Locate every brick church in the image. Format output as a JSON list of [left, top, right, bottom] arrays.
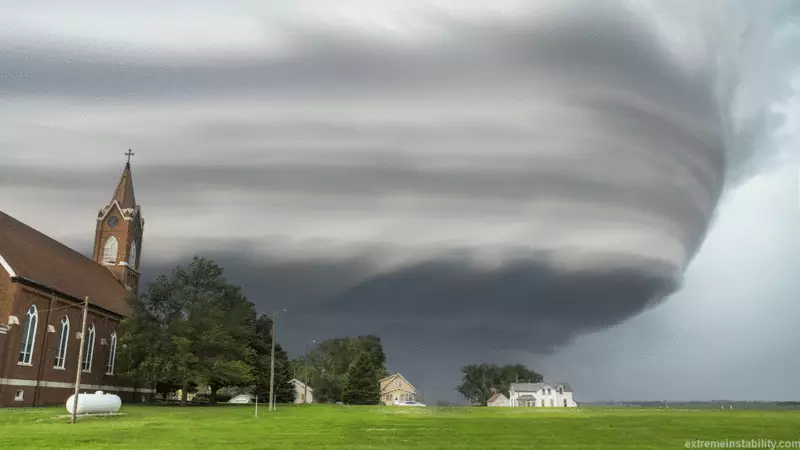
[[0, 155, 153, 407]]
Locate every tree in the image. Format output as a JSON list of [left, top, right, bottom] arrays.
[[250, 315, 295, 404], [117, 279, 179, 398], [496, 364, 542, 397], [342, 351, 381, 405], [456, 364, 496, 406], [273, 347, 296, 404], [170, 258, 256, 404], [291, 335, 388, 403], [118, 257, 259, 406], [193, 291, 255, 403], [355, 335, 388, 373], [456, 363, 543, 405]]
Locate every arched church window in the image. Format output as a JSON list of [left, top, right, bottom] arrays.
[[129, 241, 137, 267], [54, 316, 70, 369], [106, 331, 117, 375], [18, 305, 38, 364], [103, 236, 118, 264], [83, 324, 96, 372]]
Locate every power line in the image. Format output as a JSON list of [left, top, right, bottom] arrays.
[[37, 303, 75, 314]]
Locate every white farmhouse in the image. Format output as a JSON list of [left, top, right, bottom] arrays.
[[509, 382, 577, 407]]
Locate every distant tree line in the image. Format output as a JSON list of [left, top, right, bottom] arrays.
[[290, 335, 388, 405], [116, 257, 295, 405], [457, 363, 543, 405]]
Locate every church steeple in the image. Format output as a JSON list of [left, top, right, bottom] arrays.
[[112, 150, 136, 210], [92, 150, 144, 294]]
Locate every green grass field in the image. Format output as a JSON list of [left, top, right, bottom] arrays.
[[2, 404, 799, 449]]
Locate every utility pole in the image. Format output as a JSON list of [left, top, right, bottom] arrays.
[[303, 342, 308, 404], [268, 309, 277, 412], [70, 296, 90, 424], [304, 340, 315, 404]]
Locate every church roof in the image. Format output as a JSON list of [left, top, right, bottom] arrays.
[[0, 211, 133, 317], [112, 163, 136, 210]]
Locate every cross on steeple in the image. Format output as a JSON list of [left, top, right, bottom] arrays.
[[125, 149, 135, 167]]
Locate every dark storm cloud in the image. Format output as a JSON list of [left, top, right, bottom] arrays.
[[138, 245, 676, 352], [322, 255, 676, 321]]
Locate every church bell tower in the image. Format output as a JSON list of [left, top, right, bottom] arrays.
[[92, 150, 144, 293]]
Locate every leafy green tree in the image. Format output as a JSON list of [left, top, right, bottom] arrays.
[[496, 364, 543, 397], [118, 257, 261, 406], [273, 347, 296, 404], [342, 352, 381, 405], [292, 335, 388, 403], [456, 363, 497, 406], [172, 329, 199, 406], [456, 363, 543, 405], [170, 258, 257, 404], [129, 277, 186, 401], [250, 315, 295, 404], [355, 335, 389, 378], [117, 280, 179, 399]]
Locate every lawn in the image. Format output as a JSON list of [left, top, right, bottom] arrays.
[[2, 404, 799, 449]]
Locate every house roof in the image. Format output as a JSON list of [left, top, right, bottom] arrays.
[[511, 382, 573, 393], [488, 392, 508, 403], [555, 383, 573, 392], [379, 373, 416, 393], [0, 211, 133, 317], [289, 379, 314, 392], [379, 373, 399, 382], [512, 383, 545, 392]]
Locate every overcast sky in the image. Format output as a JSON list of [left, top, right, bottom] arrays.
[[1, 0, 798, 403]]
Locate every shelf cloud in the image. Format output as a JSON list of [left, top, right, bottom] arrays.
[[1, 0, 796, 401]]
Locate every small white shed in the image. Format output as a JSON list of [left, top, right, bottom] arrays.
[[487, 392, 510, 407]]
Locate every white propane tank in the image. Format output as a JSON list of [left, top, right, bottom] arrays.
[[66, 391, 122, 415]]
